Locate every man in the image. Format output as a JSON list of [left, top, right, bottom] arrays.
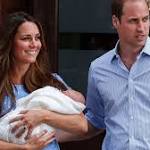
[[85, 0, 150, 149]]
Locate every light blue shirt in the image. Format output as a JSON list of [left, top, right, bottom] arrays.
[[2, 84, 60, 150], [85, 37, 150, 150]]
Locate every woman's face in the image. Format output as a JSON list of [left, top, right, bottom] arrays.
[[13, 21, 42, 65]]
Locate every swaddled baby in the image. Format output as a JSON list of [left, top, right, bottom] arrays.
[[0, 86, 85, 144]]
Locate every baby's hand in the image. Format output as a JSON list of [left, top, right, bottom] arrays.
[[63, 89, 85, 104]]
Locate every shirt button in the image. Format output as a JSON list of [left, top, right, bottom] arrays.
[[130, 116, 134, 120], [130, 97, 134, 101], [130, 78, 133, 82], [129, 135, 134, 139]]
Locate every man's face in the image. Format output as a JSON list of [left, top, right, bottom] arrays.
[[113, 0, 150, 49]]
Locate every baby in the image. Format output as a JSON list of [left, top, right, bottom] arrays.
[[0, 86, 85, 144]]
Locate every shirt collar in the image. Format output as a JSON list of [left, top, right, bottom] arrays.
[[111, 40, 120, 62], [111, 36, 150, 62], [142, 37, 150, 56]]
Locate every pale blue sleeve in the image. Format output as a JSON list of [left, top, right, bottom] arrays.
[[52, 73, 70, 89], [85, 65, 106, 129], [43, 140, 60, 150]]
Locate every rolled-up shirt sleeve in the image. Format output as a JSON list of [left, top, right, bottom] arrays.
[[85, 65, 105, 129]]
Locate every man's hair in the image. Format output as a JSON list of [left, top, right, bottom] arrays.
[[111, 0, 149, 20]]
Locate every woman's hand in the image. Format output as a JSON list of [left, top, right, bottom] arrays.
[[24, 130, 55, 150], [10, 109, 48, 138]]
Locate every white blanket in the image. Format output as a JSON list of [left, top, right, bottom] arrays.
[[0, 86, 85, 144]]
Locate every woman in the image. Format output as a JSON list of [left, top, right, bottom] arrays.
[[0, 11, 85, 150]]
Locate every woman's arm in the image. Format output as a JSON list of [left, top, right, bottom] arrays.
[[0, 131, 54, 150], [15, 110, 88, 136], [10, 109, 88, 140], [43, 111, 88, 135], [0, 140, 26, 150], [55, 121, 105, 143]]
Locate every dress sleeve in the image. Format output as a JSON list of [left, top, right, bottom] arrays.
[[52, 73, 70, 89]]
